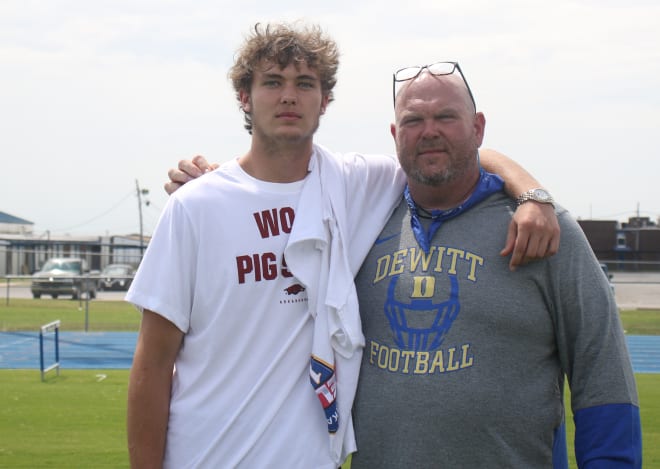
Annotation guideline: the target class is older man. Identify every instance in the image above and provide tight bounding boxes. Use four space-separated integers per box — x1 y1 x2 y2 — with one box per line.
350 63 641 468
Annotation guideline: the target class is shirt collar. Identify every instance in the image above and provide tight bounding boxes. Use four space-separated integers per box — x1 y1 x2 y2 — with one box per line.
404 169 505 253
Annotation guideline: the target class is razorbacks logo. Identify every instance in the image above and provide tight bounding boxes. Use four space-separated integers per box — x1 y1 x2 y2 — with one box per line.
284 283 306 295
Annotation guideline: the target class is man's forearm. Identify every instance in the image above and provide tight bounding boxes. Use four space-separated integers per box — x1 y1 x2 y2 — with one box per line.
479 147 560 268
127 310 182 467
127 364 172 468
479 148 544 198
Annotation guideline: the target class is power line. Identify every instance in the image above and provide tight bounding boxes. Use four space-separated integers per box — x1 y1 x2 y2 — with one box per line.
49 189 135 233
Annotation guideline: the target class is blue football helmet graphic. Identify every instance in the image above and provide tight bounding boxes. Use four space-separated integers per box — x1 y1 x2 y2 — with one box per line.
384 274 460 351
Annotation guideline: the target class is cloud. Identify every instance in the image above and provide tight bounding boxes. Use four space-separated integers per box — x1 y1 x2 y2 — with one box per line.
0 0 658 235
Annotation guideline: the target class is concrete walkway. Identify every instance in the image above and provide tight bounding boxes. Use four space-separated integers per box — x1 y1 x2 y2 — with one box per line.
612 272 660 310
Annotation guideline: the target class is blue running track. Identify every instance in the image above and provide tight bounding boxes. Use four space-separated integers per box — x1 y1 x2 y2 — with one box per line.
0 331 137 369
626 335 660 374
0 332 659 372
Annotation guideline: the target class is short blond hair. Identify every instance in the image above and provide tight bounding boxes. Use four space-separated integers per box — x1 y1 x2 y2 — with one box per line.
229 22 340 134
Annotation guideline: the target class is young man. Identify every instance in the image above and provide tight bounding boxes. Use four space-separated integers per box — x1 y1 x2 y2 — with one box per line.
350 65 641 468
131 23 558 468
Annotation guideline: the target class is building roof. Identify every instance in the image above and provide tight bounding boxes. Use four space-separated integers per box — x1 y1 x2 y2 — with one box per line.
0 211 34 225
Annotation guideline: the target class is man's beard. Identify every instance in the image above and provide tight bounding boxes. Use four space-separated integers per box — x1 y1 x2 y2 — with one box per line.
402 141 477 187
407 166 454 186
404 152 470 187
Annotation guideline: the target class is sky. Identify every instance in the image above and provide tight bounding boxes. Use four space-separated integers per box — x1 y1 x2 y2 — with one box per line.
1 0 659 237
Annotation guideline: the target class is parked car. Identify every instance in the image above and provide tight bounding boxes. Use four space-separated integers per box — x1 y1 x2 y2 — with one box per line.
31 258 97 300
98 264 136 291
600 263 615 296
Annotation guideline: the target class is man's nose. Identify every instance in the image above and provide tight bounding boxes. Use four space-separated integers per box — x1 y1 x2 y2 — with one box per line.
421 120 440 138
280 84 298 105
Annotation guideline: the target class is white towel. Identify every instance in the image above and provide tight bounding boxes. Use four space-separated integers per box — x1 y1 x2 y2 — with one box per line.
284 144 364 465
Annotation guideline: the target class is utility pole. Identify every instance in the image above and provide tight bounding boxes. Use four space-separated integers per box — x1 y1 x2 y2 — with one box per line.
135 180 150 260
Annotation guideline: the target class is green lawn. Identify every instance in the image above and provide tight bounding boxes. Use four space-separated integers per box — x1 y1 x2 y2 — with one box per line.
0 369 130 468
0 299 140 332
1 370 657 468
1 299 657 334
620 309 660 335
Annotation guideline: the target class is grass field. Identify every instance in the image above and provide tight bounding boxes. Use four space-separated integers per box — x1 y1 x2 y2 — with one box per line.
1 299 659 467
1 299 658 334
0 369 130 468
0 299 140 332
1 371 658 468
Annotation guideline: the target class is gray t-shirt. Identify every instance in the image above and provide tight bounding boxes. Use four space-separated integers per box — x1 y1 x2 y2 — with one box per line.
351 192 638 468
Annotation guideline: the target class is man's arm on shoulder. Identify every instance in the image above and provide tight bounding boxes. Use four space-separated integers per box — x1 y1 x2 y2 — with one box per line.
127 310 184 468
164 155 219 195
479 148 560 270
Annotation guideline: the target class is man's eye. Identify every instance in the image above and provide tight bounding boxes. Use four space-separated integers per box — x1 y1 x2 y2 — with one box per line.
298 81 315 89
264 80 280 87
402 117 422 126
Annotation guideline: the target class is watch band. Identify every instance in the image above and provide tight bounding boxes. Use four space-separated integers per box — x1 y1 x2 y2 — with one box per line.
516 188 555 207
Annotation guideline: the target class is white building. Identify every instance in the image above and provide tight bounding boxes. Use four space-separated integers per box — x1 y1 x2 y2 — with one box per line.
0 211 147 276
0 211 34 235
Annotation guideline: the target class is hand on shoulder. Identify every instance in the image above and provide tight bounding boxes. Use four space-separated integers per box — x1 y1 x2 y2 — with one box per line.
164 155 220 194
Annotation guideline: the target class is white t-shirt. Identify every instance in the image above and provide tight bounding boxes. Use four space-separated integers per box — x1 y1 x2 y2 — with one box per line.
127 149 404 468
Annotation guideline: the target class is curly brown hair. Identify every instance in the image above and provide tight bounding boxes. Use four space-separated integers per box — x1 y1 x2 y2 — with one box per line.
228 22 340 134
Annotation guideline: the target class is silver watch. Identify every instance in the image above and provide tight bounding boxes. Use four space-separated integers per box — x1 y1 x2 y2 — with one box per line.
516 188 554 207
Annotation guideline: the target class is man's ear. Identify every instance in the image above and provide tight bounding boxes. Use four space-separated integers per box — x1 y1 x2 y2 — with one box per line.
320 94 330 115
390 123 396 139
239 89 251 113
474 112 486 146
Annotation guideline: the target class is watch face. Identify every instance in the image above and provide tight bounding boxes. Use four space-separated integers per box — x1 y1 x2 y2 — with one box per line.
532 189 551 202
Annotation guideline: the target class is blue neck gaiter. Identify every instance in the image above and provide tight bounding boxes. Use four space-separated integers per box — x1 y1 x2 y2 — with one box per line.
404 169 505 253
